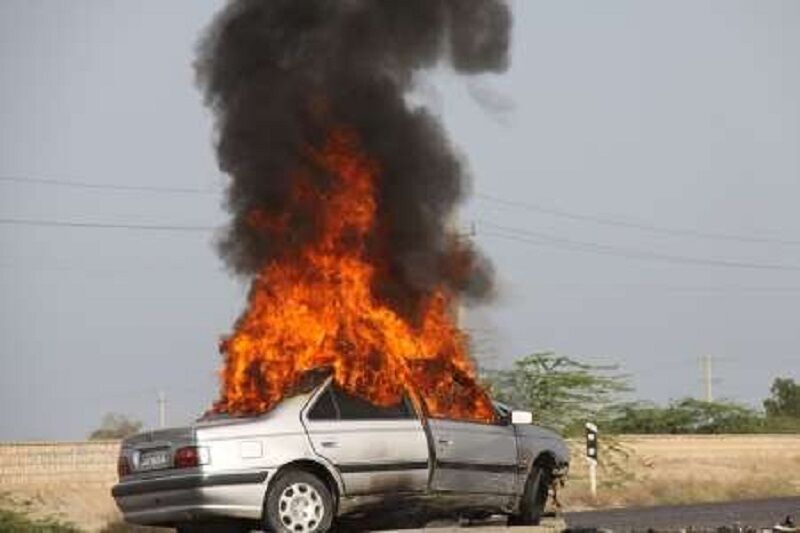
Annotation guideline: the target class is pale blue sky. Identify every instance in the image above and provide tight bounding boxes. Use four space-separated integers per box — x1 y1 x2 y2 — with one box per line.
1 1 798 440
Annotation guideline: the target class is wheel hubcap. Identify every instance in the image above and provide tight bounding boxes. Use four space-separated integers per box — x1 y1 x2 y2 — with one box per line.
278 482 324 532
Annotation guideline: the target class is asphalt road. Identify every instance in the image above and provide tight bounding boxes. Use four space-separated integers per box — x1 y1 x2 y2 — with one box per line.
366 497 800 531
154 498 800 531
565 497 800 531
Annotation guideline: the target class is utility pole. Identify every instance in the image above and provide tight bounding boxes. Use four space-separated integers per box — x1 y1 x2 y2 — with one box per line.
158 390 166 428
701 355 713 402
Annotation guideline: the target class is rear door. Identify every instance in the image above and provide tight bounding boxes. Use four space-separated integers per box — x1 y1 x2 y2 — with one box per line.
427 417 519 495
302 383 430 496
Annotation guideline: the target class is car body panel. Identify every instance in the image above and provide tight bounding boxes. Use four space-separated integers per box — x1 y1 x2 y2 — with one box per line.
113 393 315 525
112 378 570 528
427 418 519 495
303 418 429 495
114 478 269 523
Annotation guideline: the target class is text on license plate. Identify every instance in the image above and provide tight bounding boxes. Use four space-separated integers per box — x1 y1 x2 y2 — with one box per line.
139 449 170 469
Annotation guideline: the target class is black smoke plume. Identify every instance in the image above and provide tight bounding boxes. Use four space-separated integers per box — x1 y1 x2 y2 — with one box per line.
197 0 511 321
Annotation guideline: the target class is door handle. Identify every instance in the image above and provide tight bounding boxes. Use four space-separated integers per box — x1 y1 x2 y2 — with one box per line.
320 441 339 448
438 439 454 446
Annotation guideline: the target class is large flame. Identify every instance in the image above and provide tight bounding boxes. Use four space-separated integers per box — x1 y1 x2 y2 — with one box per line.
213 128 495 423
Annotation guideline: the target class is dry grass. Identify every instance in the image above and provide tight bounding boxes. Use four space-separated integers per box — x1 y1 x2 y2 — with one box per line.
0 484 121 532
559 435 800 510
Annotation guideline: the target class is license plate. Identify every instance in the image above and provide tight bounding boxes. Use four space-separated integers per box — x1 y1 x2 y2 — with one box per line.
138 449 170 470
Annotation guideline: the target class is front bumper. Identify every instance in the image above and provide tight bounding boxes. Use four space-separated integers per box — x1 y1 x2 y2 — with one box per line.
112 469 274 526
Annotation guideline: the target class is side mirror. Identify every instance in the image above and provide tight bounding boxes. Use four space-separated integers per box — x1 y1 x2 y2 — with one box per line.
511 410 533 425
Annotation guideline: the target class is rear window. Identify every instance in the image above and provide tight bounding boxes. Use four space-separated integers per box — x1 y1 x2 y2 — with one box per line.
307 385 415 421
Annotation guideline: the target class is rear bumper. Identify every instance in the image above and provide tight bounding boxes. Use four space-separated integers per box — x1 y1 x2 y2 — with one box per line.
112 470 274 526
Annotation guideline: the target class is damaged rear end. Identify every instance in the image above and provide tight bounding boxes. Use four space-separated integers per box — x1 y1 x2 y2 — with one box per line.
112 423 267 527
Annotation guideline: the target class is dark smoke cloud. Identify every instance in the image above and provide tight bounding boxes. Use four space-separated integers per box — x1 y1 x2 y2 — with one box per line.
197 0 511 320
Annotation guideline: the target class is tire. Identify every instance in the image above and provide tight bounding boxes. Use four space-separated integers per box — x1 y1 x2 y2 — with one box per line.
264 469 334 533
509 466 551 526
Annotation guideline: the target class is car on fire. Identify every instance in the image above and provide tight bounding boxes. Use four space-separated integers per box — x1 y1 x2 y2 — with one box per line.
112 375 570 532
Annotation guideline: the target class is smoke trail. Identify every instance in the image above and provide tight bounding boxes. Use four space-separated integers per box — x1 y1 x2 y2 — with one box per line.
197 0 511 321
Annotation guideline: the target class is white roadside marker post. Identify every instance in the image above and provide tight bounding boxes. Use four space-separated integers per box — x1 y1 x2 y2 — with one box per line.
585 422 598 501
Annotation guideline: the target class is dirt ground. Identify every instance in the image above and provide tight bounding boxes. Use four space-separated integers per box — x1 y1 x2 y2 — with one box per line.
2 435 799 532
0 483 121 532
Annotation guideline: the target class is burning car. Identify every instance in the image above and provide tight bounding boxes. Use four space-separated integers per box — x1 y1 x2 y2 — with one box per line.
111 2 571 531
112 374 569 533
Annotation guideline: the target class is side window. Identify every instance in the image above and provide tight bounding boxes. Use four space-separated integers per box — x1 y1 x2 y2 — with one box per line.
331 386 414 420
307 388 338 420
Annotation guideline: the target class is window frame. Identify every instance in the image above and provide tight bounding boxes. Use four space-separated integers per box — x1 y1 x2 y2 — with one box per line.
422 400 505 427
305 382 419 422
306 387 340 421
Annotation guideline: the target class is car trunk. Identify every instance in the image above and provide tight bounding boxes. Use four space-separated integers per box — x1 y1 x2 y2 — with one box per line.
122 426 197 477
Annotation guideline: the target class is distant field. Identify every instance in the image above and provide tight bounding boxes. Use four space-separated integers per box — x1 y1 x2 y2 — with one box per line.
561 434 800 510
1 435 799 531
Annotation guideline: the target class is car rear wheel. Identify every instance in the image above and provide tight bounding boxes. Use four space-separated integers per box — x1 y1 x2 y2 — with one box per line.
265 469 334 533
509 465 551 526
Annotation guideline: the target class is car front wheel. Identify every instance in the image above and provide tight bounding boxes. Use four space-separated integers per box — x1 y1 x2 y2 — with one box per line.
509 465 551 526
265 469 334 533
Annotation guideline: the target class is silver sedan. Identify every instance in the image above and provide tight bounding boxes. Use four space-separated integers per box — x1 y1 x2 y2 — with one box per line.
112 377 569 532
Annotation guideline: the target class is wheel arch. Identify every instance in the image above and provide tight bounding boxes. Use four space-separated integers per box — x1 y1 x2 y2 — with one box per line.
532 450 558 472
518 450 558 498
266 459 342 511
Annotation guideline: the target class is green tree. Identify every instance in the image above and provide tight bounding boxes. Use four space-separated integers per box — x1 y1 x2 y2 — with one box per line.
607 398 764 434
763 377 800 418
88 413 142 440
482 351 630 435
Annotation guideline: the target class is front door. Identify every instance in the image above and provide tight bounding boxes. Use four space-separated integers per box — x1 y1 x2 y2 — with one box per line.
302 383 430 496
427 418 518 495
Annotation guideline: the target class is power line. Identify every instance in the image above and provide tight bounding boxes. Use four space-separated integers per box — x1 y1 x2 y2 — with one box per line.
0 174 218 194
515 282 800 293
483 226 800 271
0 217 215 232
476 192 800 246
6 173 800 247
479 221 800 272
3 214 799 271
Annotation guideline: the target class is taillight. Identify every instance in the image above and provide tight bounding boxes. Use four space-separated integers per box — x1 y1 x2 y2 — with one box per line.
173 446 210 469
117 456 131 479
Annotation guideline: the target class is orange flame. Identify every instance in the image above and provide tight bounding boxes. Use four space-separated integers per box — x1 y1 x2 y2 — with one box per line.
214 127 495 423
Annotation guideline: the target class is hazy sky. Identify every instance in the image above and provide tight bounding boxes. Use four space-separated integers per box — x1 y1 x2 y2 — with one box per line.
1 1 798 440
